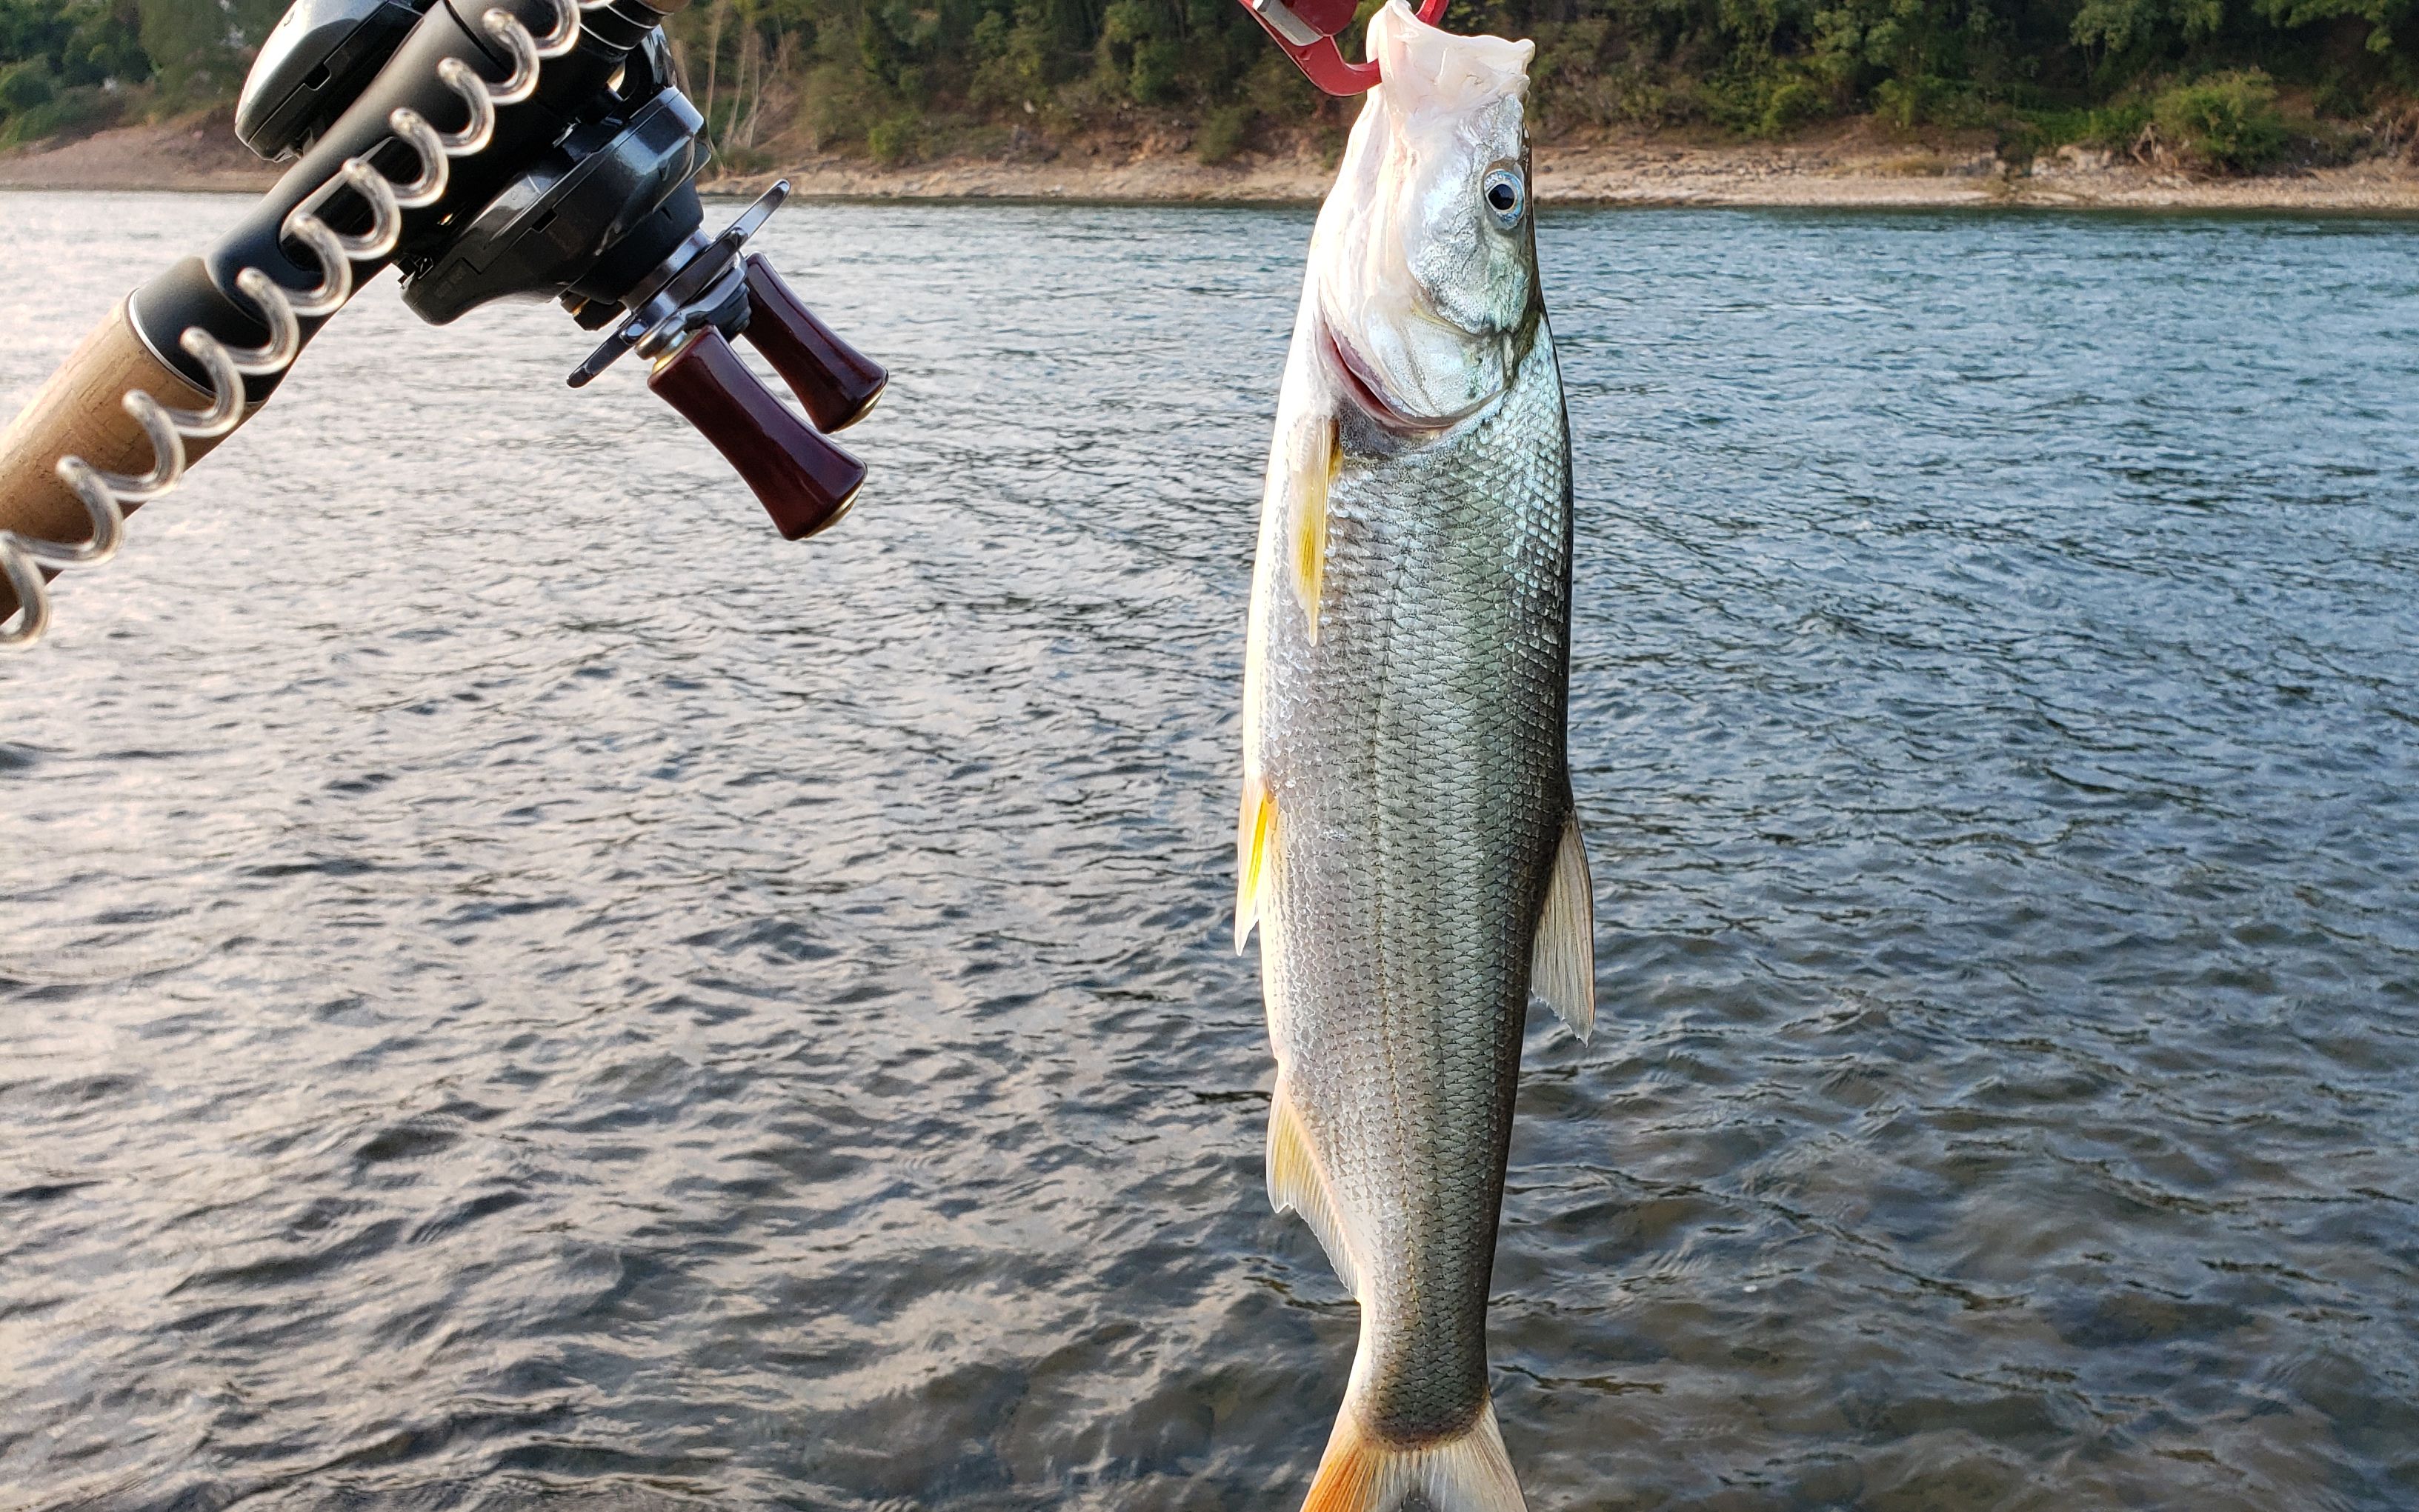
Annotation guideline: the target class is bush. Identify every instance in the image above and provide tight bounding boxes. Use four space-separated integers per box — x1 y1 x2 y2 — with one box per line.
1870 76 1923 127
798 57 880 150
1702 69 1834 137
866 110 922 164
1196 102 1251 164
2312 71 2367 119
1763 75 1829 133
0 58 55 116
1874 74 1991 129
0 78 114 144
136 0 283 107
968 9 1051 114
2149 70 2289 171
1997 99 2152 162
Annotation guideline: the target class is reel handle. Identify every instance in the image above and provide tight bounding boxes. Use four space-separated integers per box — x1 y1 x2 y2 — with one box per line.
648 327 864 542
739 255 887 434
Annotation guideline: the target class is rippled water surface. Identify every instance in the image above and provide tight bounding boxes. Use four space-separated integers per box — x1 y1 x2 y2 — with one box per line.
3 193 2416 1511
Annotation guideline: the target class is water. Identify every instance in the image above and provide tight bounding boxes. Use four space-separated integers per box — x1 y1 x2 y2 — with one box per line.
1 192 2415 1512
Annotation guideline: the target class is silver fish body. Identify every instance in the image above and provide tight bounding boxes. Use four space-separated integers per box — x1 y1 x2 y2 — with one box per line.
1235 8 1594 1509
1262 313 1571 1423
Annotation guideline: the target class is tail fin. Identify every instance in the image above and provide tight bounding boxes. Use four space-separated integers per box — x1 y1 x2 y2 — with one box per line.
1301 1396 1525 1512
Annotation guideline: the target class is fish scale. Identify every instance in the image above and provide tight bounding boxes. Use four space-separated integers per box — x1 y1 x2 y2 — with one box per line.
1252 322 1574 1473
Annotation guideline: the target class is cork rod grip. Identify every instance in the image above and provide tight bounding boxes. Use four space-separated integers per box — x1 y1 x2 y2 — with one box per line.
0 298 251 622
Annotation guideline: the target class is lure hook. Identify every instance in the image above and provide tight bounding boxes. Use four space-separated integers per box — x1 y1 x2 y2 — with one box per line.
1237 0 1448 96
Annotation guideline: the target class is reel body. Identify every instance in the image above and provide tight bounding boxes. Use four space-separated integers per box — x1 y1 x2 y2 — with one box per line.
236 0 434 160
0 0 886 647
222 0 885 527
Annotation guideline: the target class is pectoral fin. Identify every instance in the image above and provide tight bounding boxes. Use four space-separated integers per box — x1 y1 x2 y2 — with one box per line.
1267 1079 1360 1299
1235 775 1278 953
1529 807 1595 1040
1288 416 1339 645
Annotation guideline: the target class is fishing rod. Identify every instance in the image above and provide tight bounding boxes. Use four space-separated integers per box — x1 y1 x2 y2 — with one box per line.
0 0 1427 653
0 0 886 650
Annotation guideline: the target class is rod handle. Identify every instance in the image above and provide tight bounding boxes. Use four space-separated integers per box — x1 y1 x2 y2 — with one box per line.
0 298 252 623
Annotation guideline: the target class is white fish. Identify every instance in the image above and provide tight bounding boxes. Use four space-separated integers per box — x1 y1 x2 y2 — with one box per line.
1235 5 1591 1511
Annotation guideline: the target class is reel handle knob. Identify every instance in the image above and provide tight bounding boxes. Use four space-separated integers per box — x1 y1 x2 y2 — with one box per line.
739 254 888 433
648 327 864 542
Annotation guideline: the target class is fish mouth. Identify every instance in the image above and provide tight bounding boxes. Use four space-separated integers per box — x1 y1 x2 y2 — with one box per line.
1320 319 1492 433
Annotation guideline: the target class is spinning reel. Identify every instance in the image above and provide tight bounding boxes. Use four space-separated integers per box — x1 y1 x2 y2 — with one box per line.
0 0 885 647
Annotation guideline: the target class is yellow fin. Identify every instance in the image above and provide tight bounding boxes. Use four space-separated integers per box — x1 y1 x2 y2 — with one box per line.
1529 807 1595 1041
1267 1079 1360 1299
1235 775 1278 953
1301 1395 1525 1512
1288 416 1339 645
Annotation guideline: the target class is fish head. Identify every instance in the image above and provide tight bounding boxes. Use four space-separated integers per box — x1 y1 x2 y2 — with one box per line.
1311 0 1538 431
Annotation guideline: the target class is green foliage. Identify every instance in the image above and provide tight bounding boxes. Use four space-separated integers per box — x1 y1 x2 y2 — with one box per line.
1196 99 1248 159
2254 0 2412 56
867 107 923 160
0 0 147 142
1992 97 2148 158
0 0 145 84
0 49 120 144
2069 0 2222 58
1 0 152 143
0 0 135 80
2149 67 2289 167
0 56 51 110
968 7 1054 111
136 0 281 105
0 0 2407 169
0 0 291 132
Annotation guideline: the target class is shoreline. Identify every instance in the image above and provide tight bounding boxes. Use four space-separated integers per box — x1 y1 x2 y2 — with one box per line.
740 141 2419 211
6 112 2417 212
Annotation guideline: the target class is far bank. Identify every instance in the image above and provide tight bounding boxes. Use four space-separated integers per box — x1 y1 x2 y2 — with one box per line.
4 112 2416 212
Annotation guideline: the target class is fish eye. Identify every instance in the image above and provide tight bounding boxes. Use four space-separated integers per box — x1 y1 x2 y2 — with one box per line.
1482 165 1525 230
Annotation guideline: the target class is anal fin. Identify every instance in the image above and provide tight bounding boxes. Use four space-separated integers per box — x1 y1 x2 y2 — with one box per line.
1267 1079 1360 1299
1529 806 1596 1041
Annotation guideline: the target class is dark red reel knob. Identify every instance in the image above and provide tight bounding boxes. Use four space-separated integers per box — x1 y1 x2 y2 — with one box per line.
740 253 888 434
648 327 865 542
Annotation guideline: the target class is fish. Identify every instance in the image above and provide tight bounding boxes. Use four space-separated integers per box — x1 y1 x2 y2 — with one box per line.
1233 4 1591 1510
